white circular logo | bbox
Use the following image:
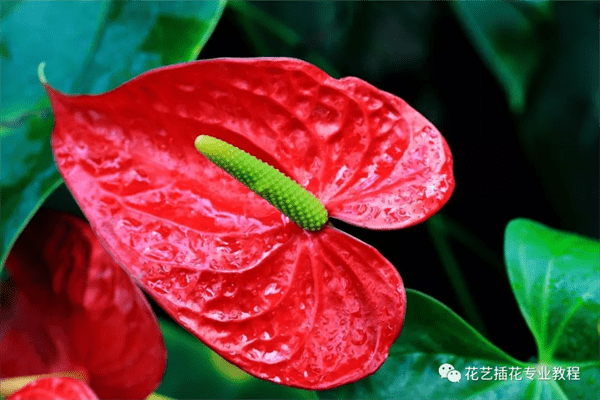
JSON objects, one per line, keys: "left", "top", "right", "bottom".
{"left": 439, "top": 363, "right": 454, "bottom": 378}
{"left": 447, "top": 369, "right": 462, "bottom": 383}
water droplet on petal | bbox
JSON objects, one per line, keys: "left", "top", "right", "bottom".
{"left": 260, "top": 331, "right": 272, "bottom": 340}
{"left": 263, "top": 282, "right": 280, "bottom": 296}
{"left": 350, "top": 328, "right": 368, "bottom": 345}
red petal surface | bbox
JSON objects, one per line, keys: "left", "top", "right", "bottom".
{"left": 322, "top": 78, "right": 454, "bottom": 229}
{"left": 0, "top": 210, "right": 166, "bottom": 399}
{"left": 44, "top": 58, "right": 426, "bottom": 388}
{"left": 47, "top": 58, "right": 453, "bottom": 229}
{"left": 7, "top": 377, "right": 99, "bottom": 400}
{"left": 86, "top": 218, "right": 403, "bottom": 389}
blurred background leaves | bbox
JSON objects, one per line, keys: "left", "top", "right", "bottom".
{"left": 2, "top": 0, "right": 598, "bottom": 398}
{"left": 450, "top": 1, "right": 550, "bottom": 114}
{"left": 453, "top": 1, "right": 598, "bottom": 242}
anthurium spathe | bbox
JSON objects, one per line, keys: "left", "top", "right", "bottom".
{"left": 7, "top": 377, "right": 99, "bottom": 400}
{"left": 0, "top": 210, "right": 166, "bottom": 399}
{"left": 43, "top": 58, "right": 454, "bottom": 389}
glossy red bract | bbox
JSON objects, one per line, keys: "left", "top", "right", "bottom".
{"left": 0, "top": 210, "right": 166, "bottom": 399}
{"left": 7, "top": 377, "right": 99, "bottom": 400}
{"left": 45, "top": 58, "right": 454, "bottom": 389}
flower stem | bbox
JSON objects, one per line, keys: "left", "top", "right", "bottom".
{"left": 426, "top": 215, "right": 489, "bottom": 337}
{"left": 227, "top": 0, "right": 302, "bottom": 47}
{"left": 434, "top": 213, "right": 504, "bottom": 272}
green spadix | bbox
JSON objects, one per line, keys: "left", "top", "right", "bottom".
{"left": 195, "top": 135, "right": 328, "bottom": 231}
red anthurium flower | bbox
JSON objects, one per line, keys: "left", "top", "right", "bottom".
{"left": 0, "top": 210, "right": 166, "bottom": 399}
{"left": 7, "top": 377, "right": 99, "bottom": 400}
{"left": 43, "top": 58, "right": 454, "bottom": 389}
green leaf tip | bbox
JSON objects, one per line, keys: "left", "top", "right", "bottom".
{"left": 37, "top": 62, "right": 47, "bottom": 84}
{"left": 195, "top": 135, "right": 328, "bottom": 231}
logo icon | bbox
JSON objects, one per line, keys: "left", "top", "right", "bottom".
{"left": 439, "top": 363, "right": 461, "bottom": 383}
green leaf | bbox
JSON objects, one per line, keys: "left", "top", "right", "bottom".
{"left": 1, "top": 109, "right": 62, "bottom": 270}
{"left": 450, "top": 1, "right": 550, "bottom": 113}
{"left": 157, "top": 319, "right": 316, "bottom": 400}
{"left": 505, "top": 218, "right": 600, "bottom": 398}
{"left": 0, "top": 0, "right": 226, "bottom": 268}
